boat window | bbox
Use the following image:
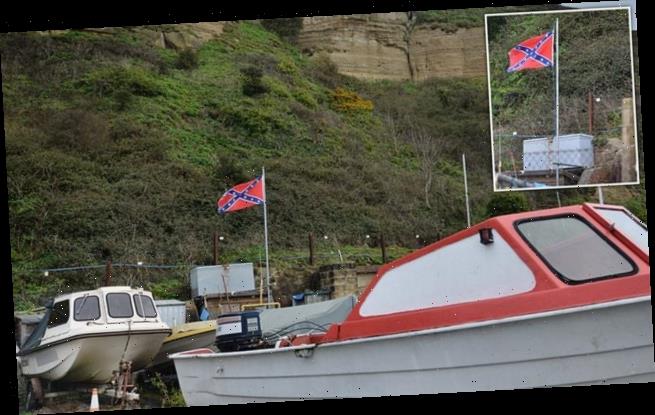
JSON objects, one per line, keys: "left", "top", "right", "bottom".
{"left": 47, "top": 300, "right": 69, "bottom": 328}
{"left": 359, "top": 232, "right": 536, "bottom": 317}
{"left": 594, "top": 207, "right": 648, "bottom": 253}
{"left": 133, "top": 294, "right": 157, "bottom": 318}
{"left": 74, "top": 295, "right": 101, "bottom": 321}
{"left": 517, "top": 216, "right": 636, "bottom": 283}
{"left": 107, "top": 293, "right": 134, "bottom": 318}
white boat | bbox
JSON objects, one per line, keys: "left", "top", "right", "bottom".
{"left": 17, "top": 286, "right": 171, "bottom": 384}
{"left": 171, "top": 203, "right": 653, "bottom": 405}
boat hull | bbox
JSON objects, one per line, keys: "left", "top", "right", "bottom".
{"left": 20, "top": 330, "right": 170, "bottom": 383}
{"left": 151, "top": 328, "right": 216, "bottom": 368}
{"left": 172, "top": 297, "right": 655, "bottom": 405}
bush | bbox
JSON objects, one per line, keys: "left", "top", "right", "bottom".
{"left": 486, "top": 192, "right": 529, "bottom": 217}
{"left": 42, "top": 109, "right": 111, "bottom": 153}
{"left": 261, "top": 17, "right": 303, "bottom": 42}
{"left": 241, "top": 65, "right": 269, "bottom": 96}
{"left": 175, "top": 48, "right": 198, "bottom": 70}
{"left": 331, "top": 87, "right": 374, "bottom": 113}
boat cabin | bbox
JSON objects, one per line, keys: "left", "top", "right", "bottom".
{"left": 18, "top": 286, "right": 162, "bottom": 354}
{"left": 288, "top": 203, "right": 649, "bottom": 345}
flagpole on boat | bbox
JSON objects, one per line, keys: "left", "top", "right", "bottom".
{"left": 554, "top": 17, "right": 560, "bottom": 187}
{"left": 262, "top": 167, "right": 272, "bottom": 305}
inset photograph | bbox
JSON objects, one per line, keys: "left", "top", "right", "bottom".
{"left": 485, "top": 7, "right": 638, "bottom": 190}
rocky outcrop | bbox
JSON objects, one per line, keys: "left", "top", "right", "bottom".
{"left": 73, "top": 23, "right": 227, "bottom": 50}
{"left": 410, "top": 26, "right": 486, "bottom": 80}
{"left": 297, "top": 13, "right": 413, "bottom": 81}
{"left": 297, "top": 12, "right": 486, "bottom": 81}
{"left": 159, "top": 22, "right": 226, "bottom": 50}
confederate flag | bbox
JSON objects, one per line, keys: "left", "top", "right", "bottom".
{"left": 507, "top": 32, "right": 554, "bottom": 73}
{"left": 217, "top": 176, "right": 265, "bottom": 215}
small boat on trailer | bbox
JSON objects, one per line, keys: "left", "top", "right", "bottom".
{"left": 149, "top": 320, "right": 217, "bottom": 368}
{"left": 171, "top": 203, "right": 653, "bottom": 405}
{"left": 17, "top": 286, "right": 171, "bottom": 384}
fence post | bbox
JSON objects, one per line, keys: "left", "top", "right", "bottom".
{"left": 213, "top": 231, "right": 219, "bottom": 265}
{"left": 380, "top": 233, "right": 387, "bottom": 263}
{"left": 103, "top": 260, "right": 112, "bottom": 287}
{"left": 308, "top": 233, "right": 315, "bottom": 266}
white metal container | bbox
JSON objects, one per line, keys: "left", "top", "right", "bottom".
{"left": 155, "top": 299, "right": 187, "bottom": 328}
{"left": 522, "top": 134, "right": 594, "bottom": 172}
{"left": 190, "top": 264, "right": 255, "bottom": 298}
{"left": 522, "top": 137, "right": 550, "bottom": 171}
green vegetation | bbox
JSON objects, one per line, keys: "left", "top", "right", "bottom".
{"left": 415, "top": 5, "right": 560, "bottom": 32}
{"left": 2, "top": 17, "right": 645, "bottom": 311}
{"left": 149, "top": 373, "right": 186, "bottom": 407}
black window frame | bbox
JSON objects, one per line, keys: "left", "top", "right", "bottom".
{"left": 47, "top": 300, "right": 70, "bottom": 328}
{"left": 106, "top": 293, "right": 134, "bottom": 318}
{"left": 133, "top": 294, "right": 158, "bottom": 318}
{"left": 514, "top": 213, "right": 638, "bottom": 285}
{"left": 73, "top": 295, "right": 101, "bottom": 322}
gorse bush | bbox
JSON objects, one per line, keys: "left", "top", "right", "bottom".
{"left": 331, "top": 87, "right": 374, "bottom": 113}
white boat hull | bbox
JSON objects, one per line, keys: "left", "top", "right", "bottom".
{"left": 20, "top": 330, "right": 170, "bottom": 383}
{"left": 172, "top": 297, "right": 655, "bottom": 405}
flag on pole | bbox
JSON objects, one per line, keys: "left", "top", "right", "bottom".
{"left": 216, "top": 176, "right": 265, "bottom": 215}
{"left": 507, "top": 32, "right": 554, "bottom": 73}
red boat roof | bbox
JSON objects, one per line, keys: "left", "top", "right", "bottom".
{"left": 299, "top": 204, "right": 650, "bottom": 345}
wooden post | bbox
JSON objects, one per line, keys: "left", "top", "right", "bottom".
{"left": 308, "top": 233, "right": 315, "bottom": 266}
{"left": 213, "top": 231, "right": 219, "bottom": 265}
{"left": 103, "top": 260, "right": 112, "bottom": 287}
{"left": 380, "top": 233, "right": 387, "bottom": 263}
{"left": 588, "top": 92, "right": 593, "bottom": 135}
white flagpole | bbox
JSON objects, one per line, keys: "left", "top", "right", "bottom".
{"left": 462, "top": 153, "right": 471, "bottom": 228}
{"left": 262, "top": 167, "right": 272, "bottom": 305}
{"left": 554, "top": 18, "right": 560, "bottom": 187}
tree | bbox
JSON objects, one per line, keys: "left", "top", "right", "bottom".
{"left": 406, "top": 126, "right": 443, "bottom": 209}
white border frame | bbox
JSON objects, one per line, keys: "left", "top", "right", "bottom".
{"left": 485, "top": 6, "right": 640, "bottom": 192}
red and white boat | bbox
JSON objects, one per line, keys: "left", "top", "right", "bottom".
{"left": 170, "top": 203, "right": 653, "bottom": 405}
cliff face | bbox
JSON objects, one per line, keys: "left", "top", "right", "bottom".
{"left": 75, "top": 13, "right": 487, "bottom": 81}
{"left": 296, "top": 13, "right": 487, "bottom": 81}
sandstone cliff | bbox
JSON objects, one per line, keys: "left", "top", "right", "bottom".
{"left": 296, "top": 12, "right": 487, "bottom": 81}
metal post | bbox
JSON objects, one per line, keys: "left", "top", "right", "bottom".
{"left": 555, "top": 18, "right": 560, "bottom": 187}
{"left": 380, "top": 233, "right": 387, "bottom": 263}
{"left": 462, "top": 153, "right": 471, "bottom": 228}
{"left": 598, "top": 186, "right": 604, "bottom": 205}
{"left": 262, "top": 167, "right": 272, "bottom": 305}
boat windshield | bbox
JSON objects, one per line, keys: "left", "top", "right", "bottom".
{"left": 517, "top": 216, "right": 636, "bottom": 283}
{"left": 593, "top": 207, "right": 648, "bottom": 253}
